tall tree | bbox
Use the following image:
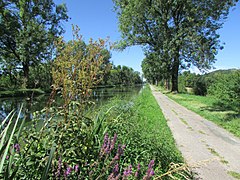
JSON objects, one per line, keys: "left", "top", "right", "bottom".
{"left": 0, "top": 0, "right": 68, "bottom": 88}
{"left": 113, "top": 0, "right": 237, "bottom": 92}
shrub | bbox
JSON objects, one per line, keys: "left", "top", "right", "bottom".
{"left": 208, "top": 70, "right": 240, "bottom": 113}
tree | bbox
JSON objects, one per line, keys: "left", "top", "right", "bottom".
{"left": 142, "top": 51, "right": 171, "bottom": 87}
{"left": 0, "top": 0, "right": 68, "bottom": 88}
{"left": 113, "top": 0, "right": 237, "bottom": 92}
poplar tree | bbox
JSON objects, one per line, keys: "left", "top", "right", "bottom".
{"left": 113, "top": 0, "right": 238, "bottom": 92}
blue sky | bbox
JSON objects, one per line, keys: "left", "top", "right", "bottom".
{"left": 54, "top": 0, "right": 240, "bottom": 73}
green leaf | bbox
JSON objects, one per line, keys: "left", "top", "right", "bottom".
{"left": 41, "top": 143, "right": 56, "bottom": 180}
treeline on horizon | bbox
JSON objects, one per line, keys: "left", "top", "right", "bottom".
{"left": 0, "top": 60, "right": 143, "bottom": 91}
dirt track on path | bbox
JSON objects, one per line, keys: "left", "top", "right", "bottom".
{"left": 150, "top": 85, "right": 240, "bottom": 180}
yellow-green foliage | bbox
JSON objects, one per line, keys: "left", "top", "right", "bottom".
{"left": 52, "top": 25, "right": 111, "bottom": 114}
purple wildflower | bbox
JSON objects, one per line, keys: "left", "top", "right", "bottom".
{"left": 144, "top": 160, "right": 155, "bottom": 179}
{"left": 137, "top": 164, "right": 141, "bottom": 171}
{"left": 108, "top": 163, "right": 119, "bottom": 179}
{"left": 105, "top": 136, "right": 111, "bottom": 154}
{"left": 64, "top": 166, "right": 72, "bottom": 177}
{"left": 55, "top": 157, "right": 62, "bottom": 178}
{"left": 113, "top": 163, "right": 119, "bottom": 176}
{"left": 123, "top": 164, "right": 132, "bottom": 177}
{"left": 110, "top": 133, "right": 117, "bottom": 151}
{"left": 148, "top": 160, "right": 154, "bottom": 169}
{"left": 6, "top": 155, "right": 9, "bottom": 160}
{"left": 135, "top": 164, "right": 141, "bottom": 177}
{"left": 101, "top": 133, "right": 118, "bottom": 156}
{"left": 150, "top": 169, "right": 154, "bottom": 176}
{"left": 74, "top": 164, "right": 79, "bottom": 172}
{"left": 113, "top": 144, "right": 125, "bottom": 161}
{"left": 14, "top": 144, "right": 20, "bottom": 153}
{"left": 101, "top": 133, "right": 109, "bottom": 152}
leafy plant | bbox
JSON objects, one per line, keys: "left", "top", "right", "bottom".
{"left": 0, "top": 105, "right": 25, "bottom": 179}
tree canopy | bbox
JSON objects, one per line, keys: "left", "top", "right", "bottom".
{"left": 0, "top": 0, "right": 68, "bottom": 88}
{"left": 113, "top": 0, "right": 238, "bottom": 91}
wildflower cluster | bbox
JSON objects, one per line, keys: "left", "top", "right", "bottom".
{"left": 99, "top": 133, "right": 155, "bottom": 180}
{"left": 54, "top": 157, "right": 79, "bottom": 179}
{"left": 100, "top": 133, "right": 117, "bottom": 156}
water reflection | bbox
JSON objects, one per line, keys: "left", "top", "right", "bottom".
{"left": 0, "top": 86, "right": 142, "bottom": 121}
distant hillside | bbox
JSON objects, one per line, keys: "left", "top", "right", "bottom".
{"left": 204, "top": 68, "right": 239, "bottom": 78}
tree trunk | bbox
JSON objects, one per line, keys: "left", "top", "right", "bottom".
{"left": 171, "top": 53, "right": 180, "bottom": 92}
{"left": 23, "top": 62, "right": 29, "bottom": 88}
{"left": 166, "top": 78, "right": 170, "bottom": 90}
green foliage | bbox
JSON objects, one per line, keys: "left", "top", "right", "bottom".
{"left": 178, "top": 71, "right": 207, "bottom": 96}
{"left": 0, "top": 106, "right": 25, "bottom": 179}
{"left": 113, "top": 0, "right": 237, "bottom": 91}
{"left": 87, "top": 86, "right": 191, "bottom": 179}
{"left": 0, "top": 24, "right": 190, "bottom": 179}
{"left": 52, "top": 25, "right": 111, "bottom": 110}
{"left": 208, "top": 70, "right": 240, "bottom": 113}
{"left": 178, "top": 69, "right": 240, "bottom": 101}
{"left": 0, "top": 0, "right": 68, "bottom": 88}
{"left": 28, "top": 62, "right": 53, "bottom": 91}
{"left": 1, "top": 87, "right": 191, "bottom": 179}
{"left": 0, "top": 26, "right": 113, "bottom": 179}
{"left": 105, "top": 65, "right": 142, "bottom": 86}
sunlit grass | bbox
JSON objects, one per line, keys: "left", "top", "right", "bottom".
{"left": 162, "top": 90, "right": 240, "bottom": 138}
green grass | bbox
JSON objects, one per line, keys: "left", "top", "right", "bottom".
{"left": 163, "top": 91, "right": 240, "bottom": 138}
{"left": 228, "top": 171, "right": 240, "bottom": 179}
{"left": 130, "top": 86, "right": 184, "bottom": 167}
{"left": 99, "top": 85, "right": 190, "bottom": 178}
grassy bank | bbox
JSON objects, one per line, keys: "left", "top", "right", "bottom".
{"left": 1, "top": 86, "right": 191, "bottom": 179}
{"left": 0, "top": 89, "right": 45, "bottom": 98}
{"left": 97, "top": 85, "right": 189, "bottom": 178}
{"left": 157, "top": 87, "right": 240, "bottom": 138}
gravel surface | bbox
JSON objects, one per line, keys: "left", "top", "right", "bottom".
{"left": 150, "top": 85, "right": 240, "bottom": 180}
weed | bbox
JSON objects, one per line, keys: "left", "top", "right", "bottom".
{"left": 180, "top": 118, "right": 189, "bottom": 126}
{"left": 198, "top": 130, "right": 206, "bottom": 135}
{"left": 228, "top": 171, "right": 240, "bottom": 179}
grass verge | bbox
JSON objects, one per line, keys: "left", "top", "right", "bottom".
{"left": 156, "top": 86, "right": 240, "bottom": 138}
{"left": 99, "top": 85, "right": 191, "bottom": 178}
{"left": 228, "top": 171, "right": 240, "bottom": 179}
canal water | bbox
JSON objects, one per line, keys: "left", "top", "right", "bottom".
{"left": 0, "top": 86, "right": 142, "bottom": 121}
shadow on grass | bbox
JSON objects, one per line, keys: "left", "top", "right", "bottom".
{"left": 200, "top": 101, "right": 232, "bottom": 112}
{"left": 162, "top": 91, "right": 172, "bottom": 95}
{"left": 200, "top": 102, "right": 240, "bottom": 122}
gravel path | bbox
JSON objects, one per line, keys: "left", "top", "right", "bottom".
{"left": 150, "top": 85, "right": 240, "bottom": 180}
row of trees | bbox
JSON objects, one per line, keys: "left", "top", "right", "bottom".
{"left": 113, "top": 0, "right": 238, "bottom": 92}
{"left": 102, "top": 65, "right": 142, "bottom": 86}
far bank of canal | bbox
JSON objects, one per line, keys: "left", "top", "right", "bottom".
{"left": 0, "top": 86, "right": 142, "bottom": 121}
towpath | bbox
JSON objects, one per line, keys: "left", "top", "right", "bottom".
{"left": 150, "top": 85, "right": 240, "bottom": 180}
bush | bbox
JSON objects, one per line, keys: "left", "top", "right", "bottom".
{"left": 208, "top": 71, "right": 240, "bottom": 113}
